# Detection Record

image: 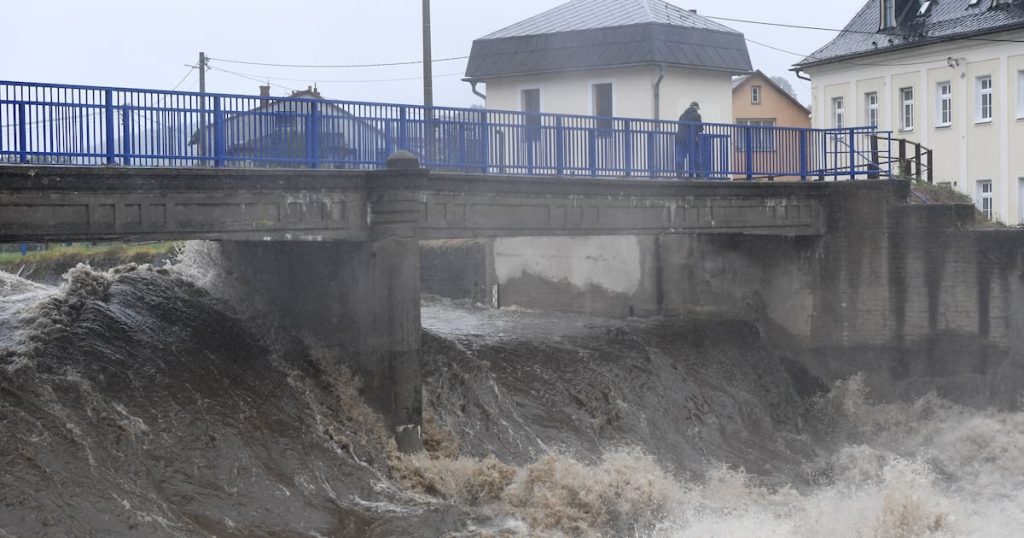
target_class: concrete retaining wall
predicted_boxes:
[421,183,1024,405]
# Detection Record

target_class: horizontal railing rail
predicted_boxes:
[0,80,894,181]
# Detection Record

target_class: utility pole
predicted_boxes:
[422,0,434,163]
[199,52,207,94]
[198,52,209,164]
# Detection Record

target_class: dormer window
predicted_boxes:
[881,0,897,29]
[917,0,934,16]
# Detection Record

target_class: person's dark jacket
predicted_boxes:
[676,106,703,142]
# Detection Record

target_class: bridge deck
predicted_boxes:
[0,164,832,242]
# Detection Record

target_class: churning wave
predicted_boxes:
[0,250,1021,537]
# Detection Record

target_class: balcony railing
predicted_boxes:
[0,80,893,181]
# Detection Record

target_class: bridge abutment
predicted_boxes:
[218,237,423,453]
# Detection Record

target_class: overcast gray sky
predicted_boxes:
[4,0,869,107]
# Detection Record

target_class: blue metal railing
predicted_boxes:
[0,80,893,181]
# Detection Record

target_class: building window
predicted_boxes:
[737,119,776,151]
[901,87,915,131]
[832,97,845,129]
[976,76,993,123]
[592,83,613,133]
[977,180,993,220]
[521,88,541,141]
[937,82,952,127]
[1017,70,1024,119]
[865,92,879,127]
[751,85,762,104]
[880,0,897,28]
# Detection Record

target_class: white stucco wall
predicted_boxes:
[493,236,644,295]
[482,64,734,123]
[805,29,1024,224]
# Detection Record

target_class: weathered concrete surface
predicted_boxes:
[0,164,829,241]
[217,239,424,452]
[422,181,1024,406]
[0,166,369,242]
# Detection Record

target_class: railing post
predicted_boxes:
[555,116,565,175]
[384,121,395,162]
[307,101,320,169]
[744,125,753,180]
[623,120,633,177]
[647,130,656,178]
[477,110,489,174]
[798,129,808,182]
[104,90,115,165]
[588,128,597,177]
[848,128,856,180]
[457,123,467,170]
[120,106,132,166]
[16,103,28,164]
[213,97,225,168]
[398,106,409,152]
[899,139,907,178]
[927,149,934,184]
[914,141,922,182]
[868,135,880,179]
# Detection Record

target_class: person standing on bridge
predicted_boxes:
[675,102,703,179]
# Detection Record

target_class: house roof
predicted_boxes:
[732,70,811,115]
[794,0,1024,69]
[465,0,752,81]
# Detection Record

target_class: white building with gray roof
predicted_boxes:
[464,0,752,123]
[794,0,1024,224]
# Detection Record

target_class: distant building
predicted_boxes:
[191,86,386,168]
[730,71,812,180]
[794,0,1024,223]
[464,0,752,123]
[732,71,811,130]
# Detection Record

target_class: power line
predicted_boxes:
[170,66,196,91]
[209,66,465,84]
[208,55,469,69]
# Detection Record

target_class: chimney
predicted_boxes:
[259,85,271,97]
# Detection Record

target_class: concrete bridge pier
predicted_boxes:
[218,237,423,453]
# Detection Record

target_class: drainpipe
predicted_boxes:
[795,69,811,82]
[469,81,486,101]
[653,64,666,120]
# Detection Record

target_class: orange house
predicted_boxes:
[731,70,811,180]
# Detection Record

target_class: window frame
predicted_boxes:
[865,92,879,128]
[976,75,993,123]
[977,179,994,220]
[736,119,777,152]
[1017,70,1024,120]
[751,85,762,105]
[900,87,915,131]
[832,96,845,129]
[936,81,953,128]
[521,88,542,141]
[591,82,614,134]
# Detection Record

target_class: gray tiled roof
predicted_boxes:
[795,0,1024,69]
[484,0,738,38]
[466,0,751,80]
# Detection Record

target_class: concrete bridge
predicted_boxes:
[0,153,848,450]
[5,156,1022,455]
